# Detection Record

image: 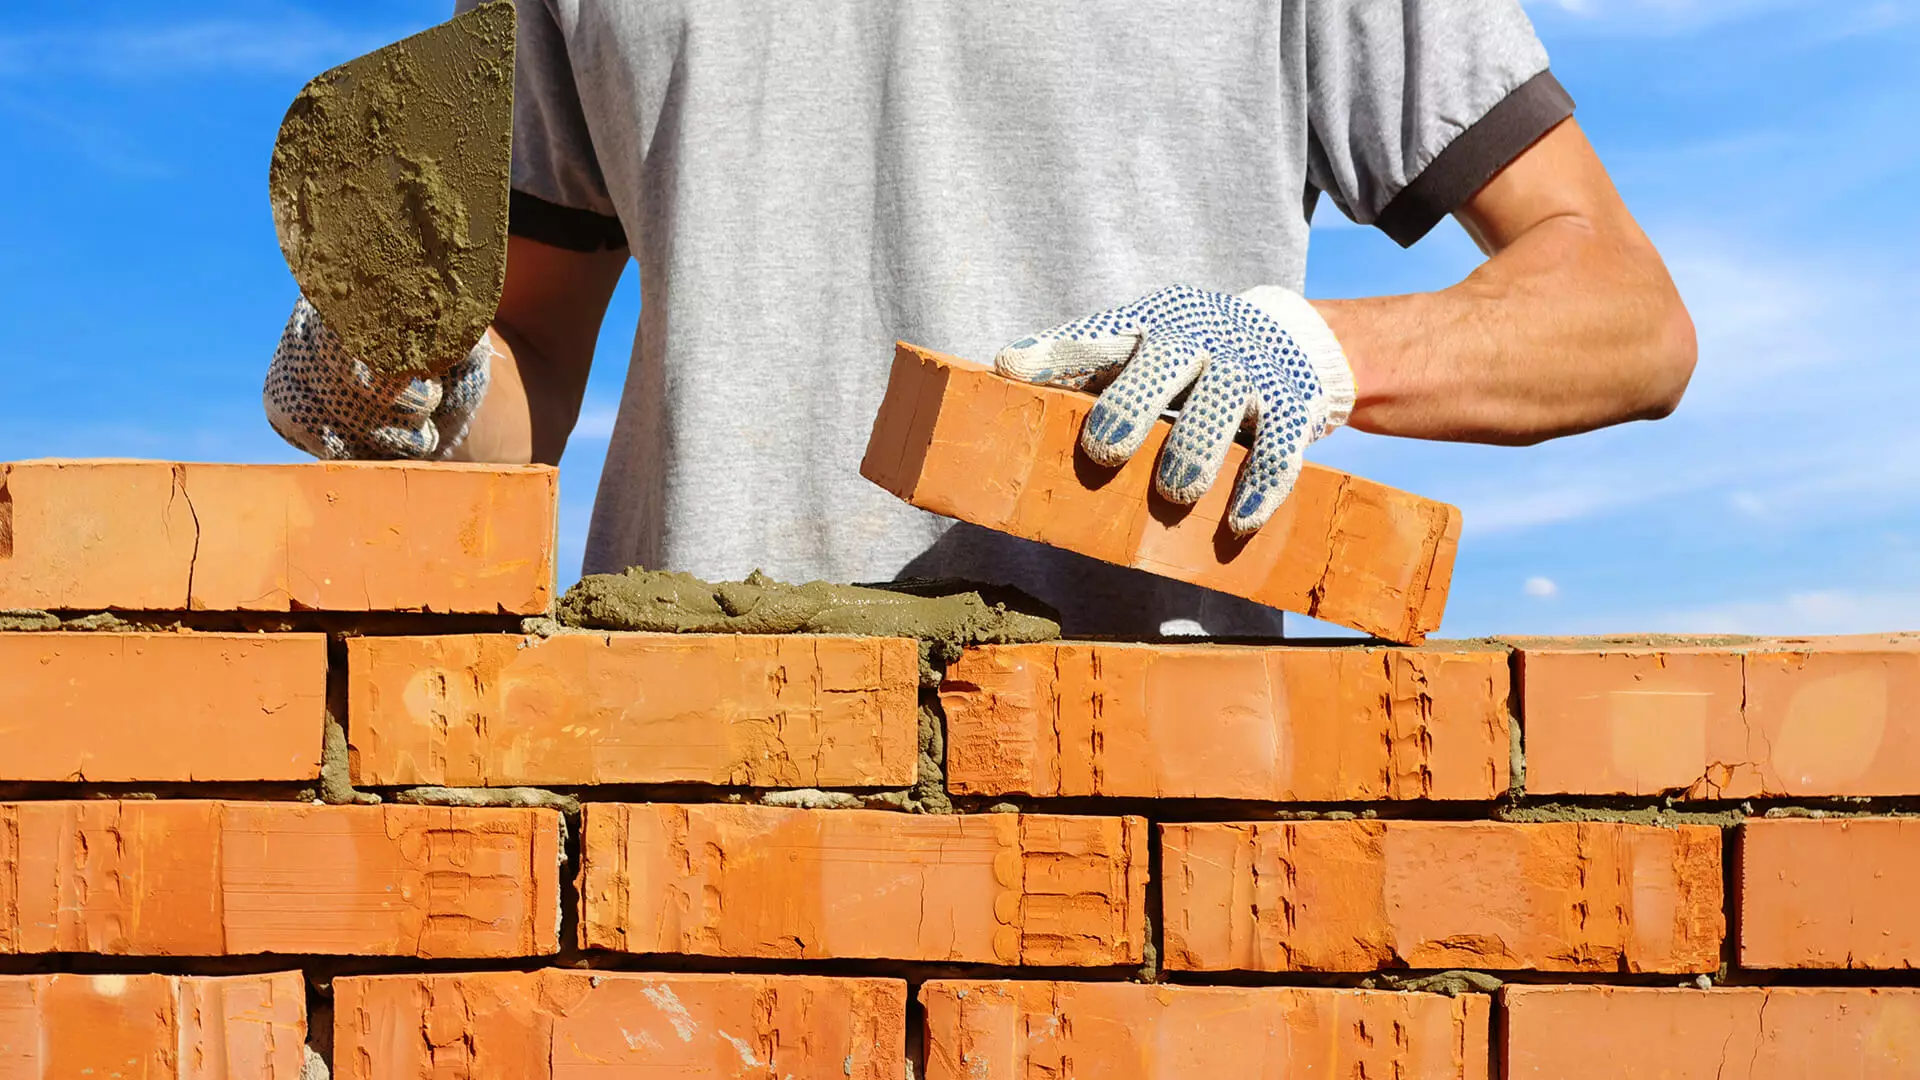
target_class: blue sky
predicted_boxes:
[1,0,1914,636]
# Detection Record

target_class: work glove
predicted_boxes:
[994,284,1356,534]
[263,296,491,460]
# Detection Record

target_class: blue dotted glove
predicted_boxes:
[263,296,491,460]
[994,284,1356,533]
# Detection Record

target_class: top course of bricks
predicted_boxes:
[0,459,557,614]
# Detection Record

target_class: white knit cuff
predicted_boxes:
[1240,285,1357,432]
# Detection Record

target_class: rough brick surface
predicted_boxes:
[580,804,1147,965]
[922,981,1490,1080]
[334,970,906,1079]
[1520,634,1920,797]
[1502,985,1920,1077]
[0,801,560,957]
[0,971,307,1078]
[1739,816,1920,968]
[860,345,1459,643]
[350,632,918,787]
[0,632,325,782]
[943,641,1509,799]
[0,459,556,613]
[1161,820,1723,972]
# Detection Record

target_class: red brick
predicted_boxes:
[0,801,560,957]
[579,804,1147,965]
[922,981,1489,1080]
[0,971,307,1078]
[0,631,325,782]
[333,970,906,1079]
[1739,816,1920,968]
[1519,634,1920,797]
[1161,820,1722,972]
[860,345,1459,643]
[1502,985,1920,1077]
[0,459,556,613]
[943,641,1509,799]
[350,632,918,787]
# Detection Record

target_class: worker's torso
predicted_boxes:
[559,0,1314,634]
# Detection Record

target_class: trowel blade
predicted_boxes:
[268,1,515,377]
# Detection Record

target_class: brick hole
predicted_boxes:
[0,470,12,560]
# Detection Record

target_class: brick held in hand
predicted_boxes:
[0,971,308,1078]
[922,980,1490,1080]
[0,801,561,958]
[1519,633,1920,798]
[0,459,556,613]
[333,970,907,1080]
[1160,819,1723,973]
[579,803,1148,965]
[1501,985,1920,1078]
[942,640,1510,800]
[1738,816,1920,969]
[0,631,325,782]
[349,632,919,787]
[860,344,1459,643]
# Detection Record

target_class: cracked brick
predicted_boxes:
[0,460,556,612]
[1502,985,1920,1077]
[1519,634,1920,798]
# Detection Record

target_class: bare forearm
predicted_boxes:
[1316,122,1696,446]
[444,326,582,465]
[447,236,627,465]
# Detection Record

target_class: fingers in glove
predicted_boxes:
[1080,327,1206,467]
[367,419,446,458]
[1156,350,1254,504]
[1225,396,1313,534]
[994,307,1142,391]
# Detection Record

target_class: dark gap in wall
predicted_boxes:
[1723,822,1743,982]
[1143,810,1165,983]
[3,952,1916,988]
[1506,645,1526,797]
[0,467,12,561]
[0,609,527,635]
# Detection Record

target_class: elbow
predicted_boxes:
[1633,288,1697,421]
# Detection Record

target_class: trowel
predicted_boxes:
[268,1,516,377]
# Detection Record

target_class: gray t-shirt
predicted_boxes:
[478,0,1571,636]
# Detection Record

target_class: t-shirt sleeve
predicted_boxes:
[1304,0,1574,247]
[455,0,629,251]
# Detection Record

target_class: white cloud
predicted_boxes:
[572,402,621,441]
[0,91,173,178]
[1389,228,1920,541]
[0,17,420,81]
[1521,0,1915,37]
[1640,587,1920,635]
[1524,576,1560,598]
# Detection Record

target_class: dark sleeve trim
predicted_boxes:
[508,189,630,252]
[1375,70,1576,248]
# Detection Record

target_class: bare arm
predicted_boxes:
[1314,118,1696,446]
[450,234,629,465]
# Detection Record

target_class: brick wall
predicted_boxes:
[3,459,1918,1078]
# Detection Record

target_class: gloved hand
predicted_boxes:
[994,284,1356,533]
[263,296,492,460]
